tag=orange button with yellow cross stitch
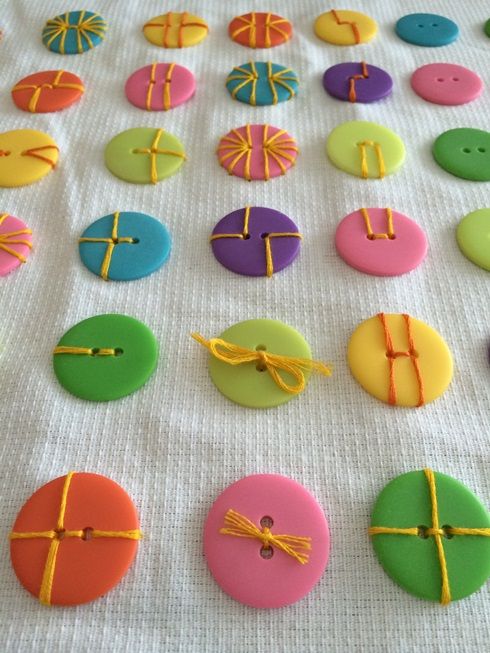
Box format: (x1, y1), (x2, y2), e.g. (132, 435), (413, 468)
(348, 313), (453, 407)
(11, 70), (84, 113)
(10, 472), (141, 606)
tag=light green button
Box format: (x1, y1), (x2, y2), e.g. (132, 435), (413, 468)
(208, 319), (312, 409)
(326, 120), (405, 179)
(457, 209), (490, 271)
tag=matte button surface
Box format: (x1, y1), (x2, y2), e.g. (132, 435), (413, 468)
(226, 62), (298, 106)
(143, 12), (208, 48)
(125, 63), (195, 111)
(0, 129), (58, 187)
(456, 209), (490, 271)
(53, 314), (158, 401)
(314, 9), (377, 45)
(11, 70), (84, 113)
(204, 474), (330, 608)
(395, 13), (459, 47)
(79, 211), (171, 281)
(323, 61), (392, 103)
(433, 128), (490, 181)
(10, 472), (140, 606)
(229, 13), (292, 48)
(411, 63), (482, 105)
(211, 206), (301, 277)
(42, 11), (107, 54)
(370, 470), (490, 602)
(0, 213), (33, 276)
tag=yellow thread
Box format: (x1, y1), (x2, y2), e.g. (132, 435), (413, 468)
(133, 128), (186, 184)
(43, 11), (106, 54)
(192, 332), (331, 394)
(358, 141), (385, 179)
(361, 208), (395, 239)
(0, 213), (32, 263)
(53, 346), (117, 356)
(79, 212), (136, 280)
(218, 126), (253, 180)
(12, 70), (84, 113)
(163, 62), (175, 110)
(262, 126), (299, 180)
(220, 508), (311, 564)
(228, 63), (258, 106)
(146, 62), (157, 110)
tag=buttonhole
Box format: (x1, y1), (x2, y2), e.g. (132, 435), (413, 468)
(452, 77), (459, 82)
(114, 348), (124, 356)
(82, 527), (94, 541)
(260, 546), (274, 559)
(243, 234), (251, 240)
(462, 148), (471, 154)
(436, 78), (445, 82)
(417, 525), (429, 539)
(255, 344), (267, 372)
(131, 238), (140, 244)
(55, 528), (66, 540)
(260, 515), (273, 528)
(366, 235), (376, 240)
(90, 348), (100, 356)
(0, 150), (11, 156)
(431, 23), (438, 27)
(388, 235), (396, 240)
(477, 147), (486, 153)
(411, 350), (419, 358)
(417, 24), (424, 28)
(260, 233), (269, 239)
(442, 525), (454, 539)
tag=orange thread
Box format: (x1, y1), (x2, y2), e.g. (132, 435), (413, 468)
(331, 9), (360, 44)
(348, 61), (369, 102)
(361, 208), (395, 240)
(377, 313), (425, 407)
(132, 128), (186, 184)
(21, 145), (58, 168)
(144, 12), (208, 48)
(0, 213), (32, 263)
(357, 140), (385, 179)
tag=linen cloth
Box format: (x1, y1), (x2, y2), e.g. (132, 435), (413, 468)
(0, 1), (489, 651)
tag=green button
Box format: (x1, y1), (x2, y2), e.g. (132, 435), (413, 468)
(207, 319), (312, 409)
(433, 128), (490, 181)
(53, 314), (158, 401)
(456, 209), (490, 271)
(370, 470), (490, 602)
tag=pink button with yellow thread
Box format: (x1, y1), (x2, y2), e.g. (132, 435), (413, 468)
(0, 213), (33, 276)
(217, 124), (298, 181)
(204, 474), (330, 608)
(335, 207), (428, 276)
(125, 62), (195, 111)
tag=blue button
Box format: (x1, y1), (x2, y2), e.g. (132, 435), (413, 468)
(42, 11), (107, 55)
(226, 62), (299, 106)
(395, 13), (459, 47)
(79, 211), (171, 281)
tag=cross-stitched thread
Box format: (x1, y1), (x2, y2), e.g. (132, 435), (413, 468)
(79, 212), (136, 280)
(143, 12), (208, 48)
(132, 128), (186, 184)
(12, 70), (85, 113)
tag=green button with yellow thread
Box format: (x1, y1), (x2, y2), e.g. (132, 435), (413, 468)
(369, 470), (490, 603)
(53, 314), (158, 401)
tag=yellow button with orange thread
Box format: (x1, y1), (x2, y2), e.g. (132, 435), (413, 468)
(0, 129), (59, 187)
(314, 9), (377, 45)
(143, 11), (208, 48)
(348, 313), (453, 408)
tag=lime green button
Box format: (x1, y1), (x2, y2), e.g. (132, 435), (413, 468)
(326, 121), (405, 179)
(207, 319), (312, 408)
(53, 314), (158, 401)
(104, 127), (186, 184)
(433, 128), (490, 181)
(457, 209), (490, 271)
(370, 470), (490, 603)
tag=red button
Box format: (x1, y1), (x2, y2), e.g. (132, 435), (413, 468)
(11, 70), (84, 113)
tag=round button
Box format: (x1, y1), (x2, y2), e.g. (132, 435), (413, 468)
(42, 11), (107, 54)
(0, 213), (33, 276)
(226, 61), (298, 106)
(79, 211), (171, 281)
(229, 12), (292, 48)
(433, 128), (490, 181)
(323, 61), (392, 103)
(217, 124), (298, 181)
(0, 129), (59, 188)
(395, 13), (459, 47)
(335, 208), (427, 276)
(105, 127), (186, 185)
(53, 314), (158, 402)
(369, 469), (490, 603)
(326, 121), (405, 179)
(10, 472), (141, 606)
(211, 206), (301, 277)
(143, 11), (208, 48)
(125, 63), (195, 111)
(204, 474), (330, 608)
(456, 209), (490, 271)
(411, 63), (482, 106)
(314, 9), (377, 45)
(348, 313), (453, 407)
(11, 70), (84, 113)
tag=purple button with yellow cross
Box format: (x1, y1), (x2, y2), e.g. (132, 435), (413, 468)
(210, 206), (302, 277)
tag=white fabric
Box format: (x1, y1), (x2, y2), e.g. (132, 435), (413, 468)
(1, 0), (489, 651)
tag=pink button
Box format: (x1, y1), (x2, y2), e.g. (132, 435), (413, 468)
(411, 63), (483, 106)
(125, 62), (195, 111)
(335, 207), (428, 277)
(203, 474), (330, 608)
(0, 213), (33, 276)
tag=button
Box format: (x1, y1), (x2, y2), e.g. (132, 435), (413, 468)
(326, 121), (405, 179)
(0, 129), (59, 188)
(229, 12), (292, 48)
(323, 61), (392, 103)
(79, 211), (171, 281)
(192, 319), (331, 408)
(0, 213), (33, 276)
(395, 13), (459, 47)
(11, 70), (84, 113)
(211, 206), (301, 277)
(369, 469), (490, 603)
(411, 63), (482, 105)
(204, 474), (330, 608)
(226, 61), (298, 106)
(485, 19), (490, 38)
(217, 124), (298, 181)
(335, 207), (427, 276)
(42, 11), (107, 54)
(348, 313), (453, 407)
(456, 209), (490, 271)
(53, 314), (158, 401)
(105, 127), (186, 184)
(10, 472), (141, 606)
(314, 9), (377, 45)
(432, 128), (490, 181)
(125, 63), (195, 111)
(143, 11), (208, 48)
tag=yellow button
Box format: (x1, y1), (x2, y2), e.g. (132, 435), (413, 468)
(143, 12), (208, 48)
(0, 129), (59, 187)
(314, 9), (377, 45)
(348, 313), (453, 407)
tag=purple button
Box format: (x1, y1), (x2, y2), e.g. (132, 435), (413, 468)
(211, 206), (302, 277)
(323, 62), (393, 103)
